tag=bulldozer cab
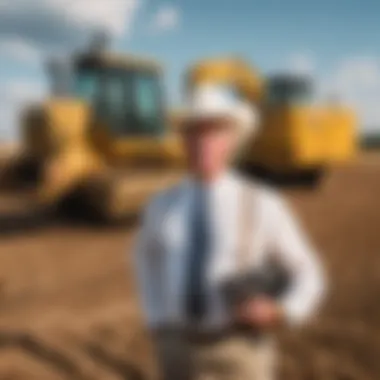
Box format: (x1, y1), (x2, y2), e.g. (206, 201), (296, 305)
(72, 52), (166, 138)
(266, 74), (313, 105)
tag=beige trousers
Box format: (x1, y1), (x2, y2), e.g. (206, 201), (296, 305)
(154, 331), (276, 380)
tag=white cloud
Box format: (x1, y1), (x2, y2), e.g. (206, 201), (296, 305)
(0, 81), (46, 104)
(0, 0), (142, 141)
(0, 37), (40, 64)
(44, 0), (140, 37)
(323, 57), (380, 131)
(326, 57), (380, 94)
(0, 0), (141, 54)
(286, 53), (315, 76)
(285, 54), (380, 132)
(0, 80), (46, 141)
(150, 5), (180, 33)
(0, 105), (19, 142)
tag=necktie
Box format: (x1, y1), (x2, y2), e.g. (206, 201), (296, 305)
(185, 185), (211, 321)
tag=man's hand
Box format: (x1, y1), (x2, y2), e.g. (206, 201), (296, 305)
(235, 295), (284, 330)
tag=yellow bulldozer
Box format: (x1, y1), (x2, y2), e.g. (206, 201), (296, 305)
(188, 59), (357, 182)
(0, 51), (357, 222)
(4, 51), (184, 221)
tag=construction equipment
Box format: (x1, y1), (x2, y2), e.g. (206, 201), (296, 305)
(1, 53), (356, 223)
(187, 58), (357, 181)
(5, 50), (184, 221)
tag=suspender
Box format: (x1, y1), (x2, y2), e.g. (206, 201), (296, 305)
(237, 182), (257, 272)
(161, 181), (257, 273)
(156, 181), (257, 322)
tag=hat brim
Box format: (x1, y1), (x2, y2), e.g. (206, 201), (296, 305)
(181, 110), (242, 132)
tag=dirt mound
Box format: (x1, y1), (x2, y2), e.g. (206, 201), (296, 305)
(0, 154), (380, 379)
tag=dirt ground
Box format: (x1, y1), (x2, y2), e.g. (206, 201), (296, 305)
(0, 154), (380, 379)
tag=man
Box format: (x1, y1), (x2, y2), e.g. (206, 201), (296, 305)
(133, 84), (326, 380)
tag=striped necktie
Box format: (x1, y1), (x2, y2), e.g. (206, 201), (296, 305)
(185, 185), (211, 321)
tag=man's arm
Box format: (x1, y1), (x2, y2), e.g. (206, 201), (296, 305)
(235, 191), (326, 330)
(132, 197), (165, 330)
(270, 194), (327, 326)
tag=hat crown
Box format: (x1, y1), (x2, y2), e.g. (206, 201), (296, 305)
(183, 84), (259, 138)
(189, 84), (241, 112)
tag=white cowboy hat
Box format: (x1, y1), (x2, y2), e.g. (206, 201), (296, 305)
(182, 84), (259, 138)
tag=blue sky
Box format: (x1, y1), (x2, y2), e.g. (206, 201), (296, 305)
(124, 0), (380, 102)
(127, 0), (379, 69)
(0, 0), (379, 140)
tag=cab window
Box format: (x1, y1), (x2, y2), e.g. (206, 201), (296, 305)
(73, 69), (99, 102)
(72, 64), (165, 137)
(95, 69), (130, 135)
(266, 75), (313, 105)
(133, 73), (165, 136)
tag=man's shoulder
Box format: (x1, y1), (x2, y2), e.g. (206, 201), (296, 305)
(144, 182), (184, 217)
(256, 182), (286, 207)
(232, 173), (286, 208)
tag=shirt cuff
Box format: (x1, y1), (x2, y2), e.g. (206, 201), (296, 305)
(279, 296), (310, 326)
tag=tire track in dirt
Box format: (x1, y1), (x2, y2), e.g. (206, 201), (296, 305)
(0, 157), (380, 379)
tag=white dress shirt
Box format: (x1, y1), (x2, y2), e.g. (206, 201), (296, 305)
(132, 172), (326, 330)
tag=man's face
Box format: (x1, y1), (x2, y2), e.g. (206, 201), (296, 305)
(181, 118), (238, 179)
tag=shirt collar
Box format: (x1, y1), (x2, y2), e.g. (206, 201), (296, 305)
(182, 170), (239, 195)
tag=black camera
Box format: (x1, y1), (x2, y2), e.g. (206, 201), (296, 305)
(220, 258), (291, 310)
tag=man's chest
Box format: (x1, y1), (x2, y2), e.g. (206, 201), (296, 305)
(155, 190), (271, 286)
